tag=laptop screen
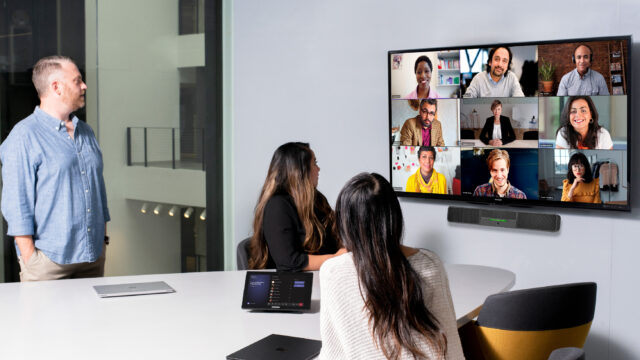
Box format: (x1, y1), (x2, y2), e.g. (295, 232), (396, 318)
(241, 271), (313, 311)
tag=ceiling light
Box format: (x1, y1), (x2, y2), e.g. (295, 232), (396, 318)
(168, 206), (179, 217)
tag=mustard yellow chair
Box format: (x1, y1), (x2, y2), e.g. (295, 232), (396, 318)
(471, 282), (596, 360)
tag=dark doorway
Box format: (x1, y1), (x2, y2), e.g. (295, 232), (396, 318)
(1, 0), (85, 282)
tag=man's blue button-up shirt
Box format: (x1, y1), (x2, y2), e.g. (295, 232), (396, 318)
(0, 107), (110, 264)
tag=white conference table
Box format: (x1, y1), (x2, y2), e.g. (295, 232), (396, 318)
(0, 264), (514, 359)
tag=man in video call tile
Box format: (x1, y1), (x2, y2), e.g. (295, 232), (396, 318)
(463, 47), (524, 98)
(473, 149), (527, 199)
(400, 99), (445, 147)
(557, 44), (609, 96)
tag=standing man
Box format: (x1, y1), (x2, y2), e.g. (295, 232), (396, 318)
(473, 149), (527, 199)
(463, 47), (525, 98)
(0, 55), (109, 281)
(400, 99), (445, 147)
(557, 44), (609, 96)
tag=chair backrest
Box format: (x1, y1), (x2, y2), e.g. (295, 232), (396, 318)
(548, 347), (585, 360)
(461, 129), (475, 139)
(236, 237), (252, 270)
(474, 282), (596, 360)
(523, 130), (539, 140)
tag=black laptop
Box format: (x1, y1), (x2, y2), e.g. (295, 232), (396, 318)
(241, 271), (314, 312)
(226, 334), (321, 360)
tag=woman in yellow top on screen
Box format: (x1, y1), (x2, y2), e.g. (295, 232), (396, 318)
(561, 152), (601, 203)
(405, 146), (447, 194)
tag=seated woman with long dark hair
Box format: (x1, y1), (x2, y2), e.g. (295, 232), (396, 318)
(319, 173), (463, 359)
(248, 142), (345, 271)
(561, 152), (601, 203)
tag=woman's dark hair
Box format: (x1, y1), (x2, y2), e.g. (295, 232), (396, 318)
(335, 173), (446, 359)
(567, 152), (594, 184)
(490, 99), (502, 111)
(249, 142), (336, 269)
(557, 96), (601, 149)
(417, 146), (436, 161)
(414, 55), (433, 74)
(486, 46), (512, 74)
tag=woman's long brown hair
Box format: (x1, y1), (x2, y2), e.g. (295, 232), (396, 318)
(558, 96), (601, 149)
(248, 142), (335, 269)
(335, 173), (447, 359)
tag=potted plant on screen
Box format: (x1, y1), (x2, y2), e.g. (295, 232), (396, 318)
(539, 58), (556, 94)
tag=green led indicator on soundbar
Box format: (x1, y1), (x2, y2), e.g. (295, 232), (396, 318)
(488, 218), (508, 222)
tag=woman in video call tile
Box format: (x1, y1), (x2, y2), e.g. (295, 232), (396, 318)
(562, 152), (601, 203)
(555, 96), (613, 150)
(248, 142), (346, 272)
(479, 99), (516, 146)
(405, 146), (447, 194)
(473, 149), (527, 199)
(403, 55), (440, 99)
(319, 173), (463, 359)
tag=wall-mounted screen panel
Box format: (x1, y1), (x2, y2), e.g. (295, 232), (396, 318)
(389, 36), (631, 211)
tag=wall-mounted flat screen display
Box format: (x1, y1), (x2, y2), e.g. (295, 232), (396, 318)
(389, 36), (631, 211)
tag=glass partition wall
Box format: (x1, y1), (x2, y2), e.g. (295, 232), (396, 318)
(0, 0), (222, 281)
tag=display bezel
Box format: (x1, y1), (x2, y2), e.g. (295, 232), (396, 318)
(388, 35), (632, 212)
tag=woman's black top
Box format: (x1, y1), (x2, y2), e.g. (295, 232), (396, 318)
(479, 116), (516, 145)
(262, 192), (338, 271)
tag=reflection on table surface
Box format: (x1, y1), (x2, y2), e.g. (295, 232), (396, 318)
(0, 264), (515, 359)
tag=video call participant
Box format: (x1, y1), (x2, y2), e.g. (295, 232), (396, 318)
(556, 96), (613, 150)
(557, 44), (610, 96)
(248, 142), (346, 271)
(405, 146), (447, 194)
(403, 55), (440, 99)
(0, 56), (110, 281)
(473, 149), (527, 199)
(400, 99), (445, 146)
(319, 173), (463, 359)
(463, 46), (525, 98)
(479, 99), (516, 146)
(561, 152), (601, 203)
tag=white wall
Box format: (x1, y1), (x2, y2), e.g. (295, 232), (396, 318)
(510, 45), (538, 80)
(232, 0), (640, 358)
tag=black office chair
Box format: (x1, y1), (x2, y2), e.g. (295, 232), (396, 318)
(548, 347), (586, 360)
(523, 130), (539, 140)
(461, 129), (475, 139)
(470, 282), (596, 360)
(236, 237), (251, 270)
